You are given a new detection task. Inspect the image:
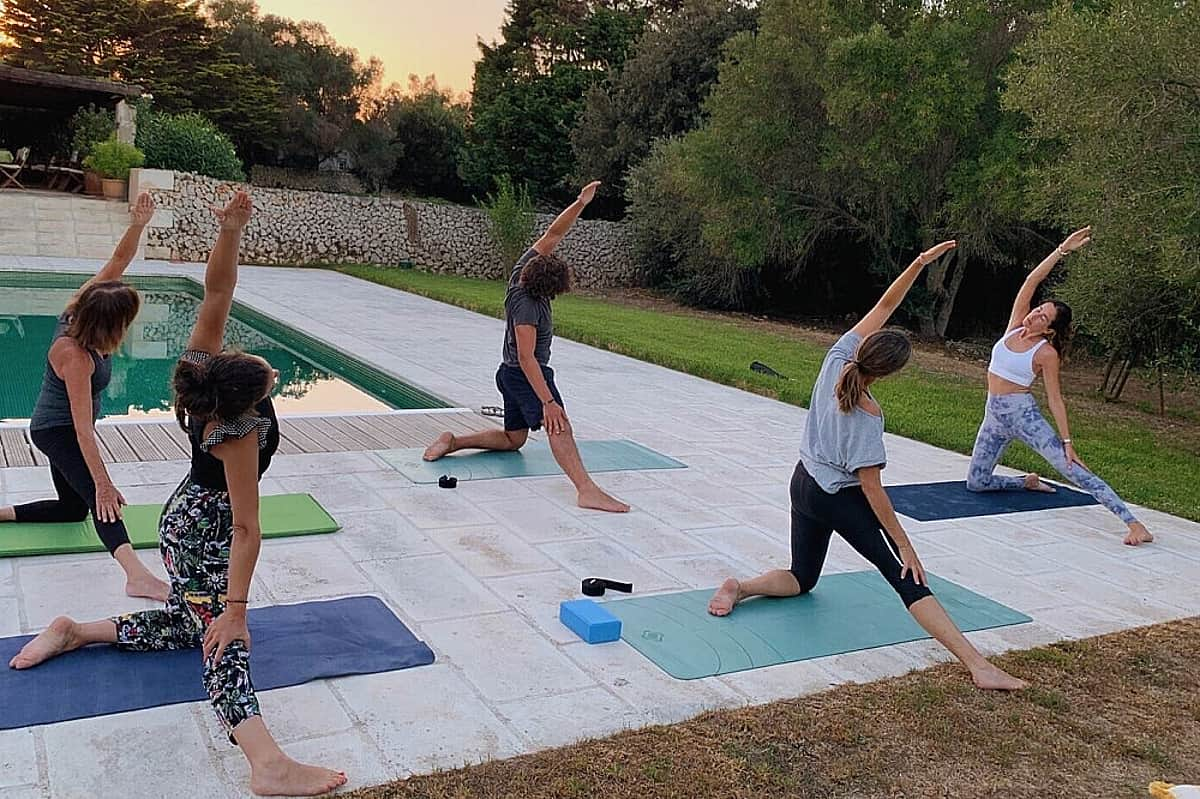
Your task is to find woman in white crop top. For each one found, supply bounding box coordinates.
[966,226,1154,546]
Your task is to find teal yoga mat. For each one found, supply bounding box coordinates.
[379,439,687,483]
[605,570,1031,680]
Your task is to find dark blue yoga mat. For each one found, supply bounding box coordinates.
[0,596,434,730]
[886,480,1097,522]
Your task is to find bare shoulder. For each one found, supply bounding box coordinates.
[49,337,94,374]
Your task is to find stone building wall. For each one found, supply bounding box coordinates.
[131,170,638,289]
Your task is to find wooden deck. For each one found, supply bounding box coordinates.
[0,411,496,467]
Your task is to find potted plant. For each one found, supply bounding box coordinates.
[82,140,145,200]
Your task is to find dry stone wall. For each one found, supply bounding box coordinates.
[133,170,638,289]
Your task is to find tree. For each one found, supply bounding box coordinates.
[1003,0,1200,398]
[208,3,380,167]
[460,0,655,204]
[376,76,470,201]
[571,0,758,217]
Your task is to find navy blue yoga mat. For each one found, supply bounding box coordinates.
[0,596,434,730]
[886,480,1097,522]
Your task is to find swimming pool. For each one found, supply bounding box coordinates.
[0,271,447,422]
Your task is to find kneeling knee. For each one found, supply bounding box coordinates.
[789,570,818,595]
[965,477,986,493]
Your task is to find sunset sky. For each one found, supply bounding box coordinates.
[253,0,510,96]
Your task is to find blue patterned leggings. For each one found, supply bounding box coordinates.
[966,393,1137,524]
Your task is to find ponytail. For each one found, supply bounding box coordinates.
[836,362,868,414]
[834,330,912,413]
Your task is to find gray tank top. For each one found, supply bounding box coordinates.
[29,312,112,431]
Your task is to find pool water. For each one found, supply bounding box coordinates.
[0,272,446,422]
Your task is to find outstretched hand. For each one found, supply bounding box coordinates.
[577,181,601,206]
[129,192,155,227]
[918,240,957,266]
[210,190,253,231]
[1060,225,1092,254]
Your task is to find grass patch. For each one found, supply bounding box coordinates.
[331,265,1200,521]
[347,619,1200,799]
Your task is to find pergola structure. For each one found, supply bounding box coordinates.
[0,64,144,144]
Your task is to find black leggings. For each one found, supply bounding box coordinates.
[13,425,130,555]
[789,461,932,608]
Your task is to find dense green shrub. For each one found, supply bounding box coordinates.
[82,139,145,180]
[136,110,245,180]
[69,105,116,158]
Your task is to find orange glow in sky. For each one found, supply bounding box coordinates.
[252,0,509,96]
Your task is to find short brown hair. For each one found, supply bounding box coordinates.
[521,253,573,300]
[65,281,140,354]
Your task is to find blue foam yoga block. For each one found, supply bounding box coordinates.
[559,599,622,644]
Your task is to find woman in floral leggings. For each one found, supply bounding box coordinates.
[9,192,347,797]
[966,225,1153,547]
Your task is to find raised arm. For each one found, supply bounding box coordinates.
[186,191,253,355]
[78,192,155,293]
[1008,226,1091,332]
[532,181,600,256]
[852,240,957,338]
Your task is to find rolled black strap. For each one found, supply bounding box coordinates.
[581,577,633,597]
[438,475,458,489]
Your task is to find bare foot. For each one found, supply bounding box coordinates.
[423,432,455,462]
[577,486,630,513]
[1124,522,1154,547]
[250,755,347,797]
[707,578,741,617]
[9,617,84,669]
[1023,473,1056,493]
[0,505,14,522]
[970,662,1028,691]
[126,574,170,602]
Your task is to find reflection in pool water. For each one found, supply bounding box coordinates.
[0,287,391,422]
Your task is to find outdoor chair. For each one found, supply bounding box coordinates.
[47,153,85,193]
[0,147,30,189]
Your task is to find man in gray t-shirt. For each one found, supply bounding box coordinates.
[422,181,629,513]
[502,248,553,368]
[799,330,889,493]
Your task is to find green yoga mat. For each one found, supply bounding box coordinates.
[379,439,687,483]
[0,494,338,558]
[605,571,1031,680]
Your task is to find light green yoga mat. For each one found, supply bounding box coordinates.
[379,439,687,483]
[605,570,1031,680]
[0,493,338,558]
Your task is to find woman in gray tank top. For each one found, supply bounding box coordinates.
[0,193,169,602]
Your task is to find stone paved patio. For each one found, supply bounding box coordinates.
[1,257,1197,798]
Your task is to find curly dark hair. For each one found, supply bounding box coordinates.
[521,253,572,300]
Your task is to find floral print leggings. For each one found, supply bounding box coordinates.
[966,392,1137,524]
[111,479,260,740]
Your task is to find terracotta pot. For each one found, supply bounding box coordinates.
[84,170,104,196]
[101,178,127,200]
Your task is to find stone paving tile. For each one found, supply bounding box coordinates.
[331,508,440,563]
[218,728,394,795]
[334,666,524,776]
[421,613,596,703]
[43,706,235,799]
[0,729,37,790]
[359,554,506,622]
[430,525,559,577]
[538,539,682,594]
[496,687,644,748]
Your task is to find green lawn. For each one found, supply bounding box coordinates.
[334,265,1199,522]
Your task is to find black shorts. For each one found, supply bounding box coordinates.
[496,363,564,432]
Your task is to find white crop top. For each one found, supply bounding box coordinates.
[988,328,1045,387]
